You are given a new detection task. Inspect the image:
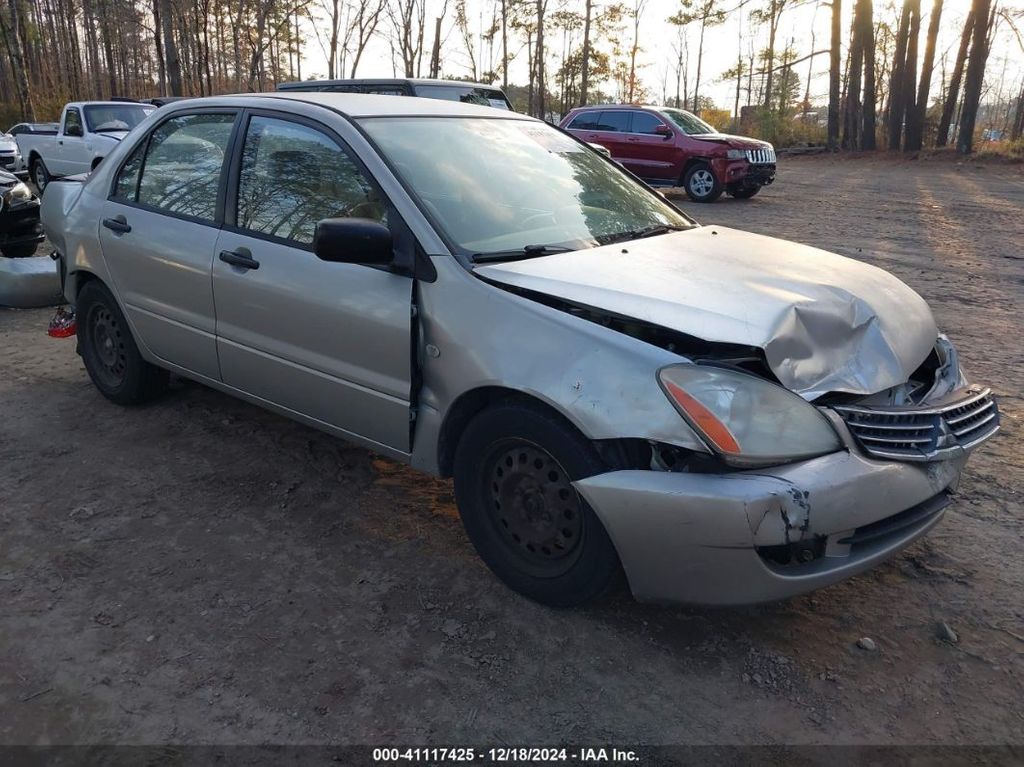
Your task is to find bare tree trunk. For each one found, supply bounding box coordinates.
[827,0,841,149]
[905,0,943,149]
[861,0,876,148]
[957,0,993,153]
[3,0,35,119]
[843,6,863,149]
[159,0,183,94]
[886,0,912,149]
[762,0,780,108]
[936,8,974,146]
[578,0,591,105]
[535,0,545,119]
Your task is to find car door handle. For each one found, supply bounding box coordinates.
[219,249,260,270]
[102,217,131,234]
[626,136,640,142]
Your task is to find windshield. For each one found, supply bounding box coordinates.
[359,117,693,256]
[84,105,153,133]
[413,85,511,110]
[659,108,716,136]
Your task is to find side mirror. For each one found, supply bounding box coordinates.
[314,218,394,265]
[655,125,673,139]
[66,124,83,137]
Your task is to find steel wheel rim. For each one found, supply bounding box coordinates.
[34,164,46,189]
[484,441,585,577]
[88,305,127,388]
[690,169,714,197]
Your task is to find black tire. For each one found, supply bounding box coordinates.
[452,403,620,607]
[728,185,761,199]
[30,157,49,192]
[683,162,723,203]
[77,281,168,405]
[1,242,39,258]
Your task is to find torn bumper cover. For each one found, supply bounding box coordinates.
[574,449,967,606]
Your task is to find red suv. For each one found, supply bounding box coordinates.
[560,105,776,203]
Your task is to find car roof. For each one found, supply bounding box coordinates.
[164,92,531,119]
[572,104,664,112]
[279,78,503,91]
[64,101,155,109]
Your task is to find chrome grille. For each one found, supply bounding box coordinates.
[745,147,776,164]
[835,387,999,462]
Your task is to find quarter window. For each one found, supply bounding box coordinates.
[236,115,386,246]
[113,112,234,222]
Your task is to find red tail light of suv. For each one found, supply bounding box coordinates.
[560,105,776,203]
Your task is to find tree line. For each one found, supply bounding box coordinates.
[0,0,1021,152]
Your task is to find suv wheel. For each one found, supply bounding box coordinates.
[78,281,168,405]
[683,162,723,203]
[452,403,620,607]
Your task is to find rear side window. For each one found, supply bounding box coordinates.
[631,111,667,135]
[235,115,387,246]
[594,111,631,132]
[567,112,601,130]
[113,113,235,223]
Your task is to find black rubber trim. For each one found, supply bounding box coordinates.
[838,490,952,547]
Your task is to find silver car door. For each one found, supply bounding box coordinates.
[98,110,239,380]
[212,112,412,452]
[56,107,87,176]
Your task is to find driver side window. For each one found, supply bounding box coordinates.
[64,109,83,136]
[236,116,387,246]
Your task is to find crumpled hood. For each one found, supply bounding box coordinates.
[475,226,937,399]
[690,133,770,149]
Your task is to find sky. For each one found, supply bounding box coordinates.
[295,0,1024,117]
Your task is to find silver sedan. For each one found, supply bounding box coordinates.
[42,93,999,607]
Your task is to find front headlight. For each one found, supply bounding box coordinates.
[726,149,747,160]
[658,364,841,467]
[4,181,33,205]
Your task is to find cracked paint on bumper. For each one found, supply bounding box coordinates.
[574,449,966,606]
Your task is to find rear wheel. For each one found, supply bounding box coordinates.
[453,403,620,607]
[78,281,168,405]
[30,158,49,192]
[683,162,723,203]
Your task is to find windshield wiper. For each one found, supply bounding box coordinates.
[599,223,689,245]
[472,244,574,263]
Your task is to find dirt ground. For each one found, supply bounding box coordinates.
[1,155,1022,748]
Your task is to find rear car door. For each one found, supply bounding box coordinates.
[98,110,238,380]
[212,112,412,452]
[620,111,677,182]
[584,111,631,162]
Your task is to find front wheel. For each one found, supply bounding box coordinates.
[453,403,620,607]
[30,158,49,192]
[77,281,168,405]
[1,242,39,258]
[683,162,723,203]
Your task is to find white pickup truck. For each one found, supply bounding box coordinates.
[17,101,154,191]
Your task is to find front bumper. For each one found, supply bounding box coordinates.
[716,159,776,188]
[575,446,968,606]
[0,199,43,248]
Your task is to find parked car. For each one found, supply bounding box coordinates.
[17,101,155,191]
[0,169,43,258]
[278,78,514,110]
[42,93,998,607]
[561,104,776,202]
[0,132,25,176]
